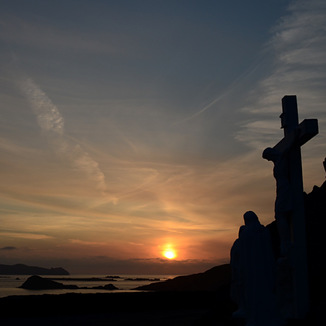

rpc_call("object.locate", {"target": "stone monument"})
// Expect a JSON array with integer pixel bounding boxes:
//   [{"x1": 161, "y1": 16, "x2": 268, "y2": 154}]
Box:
[
  {"x1": 231, "y1": 212, "x2": 279, "y2": 325},
  {"x1": 263, "y1": 95, "x2": 318, "y2": 319}
]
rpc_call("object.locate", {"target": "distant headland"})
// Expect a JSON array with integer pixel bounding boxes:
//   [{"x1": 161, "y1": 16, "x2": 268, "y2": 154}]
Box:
[{"x1": 0, "y1": 264, "x2": 69, "y2": 275}]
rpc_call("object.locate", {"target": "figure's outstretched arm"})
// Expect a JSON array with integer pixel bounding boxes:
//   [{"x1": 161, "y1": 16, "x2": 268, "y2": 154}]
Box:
[{"x1": 272, "y1": 127, "x2": 300, "y2": 156}]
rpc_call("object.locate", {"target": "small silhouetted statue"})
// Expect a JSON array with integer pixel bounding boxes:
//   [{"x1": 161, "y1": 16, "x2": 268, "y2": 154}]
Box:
[{"x1": 231, "y1": 211, "x2": 280, "y2": 326}]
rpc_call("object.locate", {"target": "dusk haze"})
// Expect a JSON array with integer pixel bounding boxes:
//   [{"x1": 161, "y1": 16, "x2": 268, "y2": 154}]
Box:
[{"x1": 1, "y1": 0, "x2": 326, "y2": 276}]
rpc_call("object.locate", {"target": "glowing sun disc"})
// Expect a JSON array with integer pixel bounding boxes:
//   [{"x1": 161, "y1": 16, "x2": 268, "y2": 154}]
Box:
[{"x1": 163, "y1": 250, "x2": 176, "y2": 259}]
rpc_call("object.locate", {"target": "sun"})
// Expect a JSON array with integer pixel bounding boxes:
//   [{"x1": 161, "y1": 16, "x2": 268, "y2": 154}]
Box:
[{"x1": 163, "y1": 249, "x2": 177, "y2": 260}]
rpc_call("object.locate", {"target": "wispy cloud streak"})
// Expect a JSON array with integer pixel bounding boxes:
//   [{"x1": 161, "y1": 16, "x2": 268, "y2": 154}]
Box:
[
  {"x1": 177, "y1": 57, "x2": 263, "y2": 124},
  {"x1": 237, "y1": 0, "x2": 326, "y2": 149},
  {"x1": 19, "y1": 77, "x2": 107, "y2": 193},
  {"x1": 20, "y1": 78, "x2": 64, "y2": 135},
  {"x1": 0, "y1": 231, "x2": 53, "y2": 240}
]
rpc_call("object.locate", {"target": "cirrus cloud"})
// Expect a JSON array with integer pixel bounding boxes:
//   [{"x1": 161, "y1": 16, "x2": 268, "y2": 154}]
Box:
[
  {"x1": 18, "y1": 76, "x2": 107, "y2": 194},
  {"x1": 238, "y1": 0, "x2": 326, "y2": 150}
]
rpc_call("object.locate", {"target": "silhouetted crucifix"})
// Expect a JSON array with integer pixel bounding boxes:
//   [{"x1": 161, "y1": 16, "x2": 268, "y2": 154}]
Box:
[{"x1": 263, "y1": 95, "x2": 318, "y2": 319}]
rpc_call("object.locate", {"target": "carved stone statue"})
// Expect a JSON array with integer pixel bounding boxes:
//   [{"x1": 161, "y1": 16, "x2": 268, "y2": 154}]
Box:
[
  {"x1": 231, "y1": 211, "x2": 280, "y2": 326},
  {"x1": 261, "y1": 96, "x2": 319, "y2": 319},
  {"x1": 263, "y1": 147, "x2": 292, "y2": 256}
]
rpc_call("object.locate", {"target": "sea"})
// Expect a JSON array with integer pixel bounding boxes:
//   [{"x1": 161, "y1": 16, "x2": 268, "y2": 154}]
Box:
[{"x1": 0, "y1": 274, "x2": 178, "y2": 298}]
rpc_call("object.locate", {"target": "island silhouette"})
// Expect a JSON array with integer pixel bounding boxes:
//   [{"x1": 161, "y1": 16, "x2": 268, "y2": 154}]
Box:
[{"x1": 0, "y1": 264, "x2": 69, "y2": 275}]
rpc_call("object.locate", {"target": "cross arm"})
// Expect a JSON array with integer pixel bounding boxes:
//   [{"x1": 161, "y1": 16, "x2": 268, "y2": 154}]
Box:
[
  {"x1": 274, "y1": 119, "x2": 318, "y2": 153},
  {"x1": 298, "y1": 119, "x2": 319, "y2": 146}
]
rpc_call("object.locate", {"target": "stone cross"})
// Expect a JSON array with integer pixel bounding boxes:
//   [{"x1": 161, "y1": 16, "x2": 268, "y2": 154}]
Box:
[{"x1": 263, "y1": 95, "x2": 318, "y2": 319}]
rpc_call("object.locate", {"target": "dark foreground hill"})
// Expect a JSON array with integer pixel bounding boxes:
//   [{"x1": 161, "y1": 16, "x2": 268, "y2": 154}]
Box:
[
  {"x1": 135, "y1": 264, "x2": 231, "y2": 292},
  {"x1": 0, "y1": 291, "x2": 236, "y2": 326},
  {"x1": 0, "y1": 264, "x2": 69, "y2": 275}
]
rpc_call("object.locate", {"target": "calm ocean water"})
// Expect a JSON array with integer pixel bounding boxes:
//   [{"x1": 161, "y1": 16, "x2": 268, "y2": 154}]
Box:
[{"x1": 0, "y1": 274, "x2": 178, "y2": 298}]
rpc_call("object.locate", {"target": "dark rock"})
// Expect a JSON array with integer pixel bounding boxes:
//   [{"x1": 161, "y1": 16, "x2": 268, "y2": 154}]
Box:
[
  {"x1": 134, "y1": 264, "x2": 231, "y2": 292},
  {"x1": 0, "y1": 264, "x2": 69, "y2": 275},
  {"x1": 91, "y1": 283, "x2": 118, "y2": 290},
  {"x1": 20, "y1": 275, "x2": 78, "y2": 290}
]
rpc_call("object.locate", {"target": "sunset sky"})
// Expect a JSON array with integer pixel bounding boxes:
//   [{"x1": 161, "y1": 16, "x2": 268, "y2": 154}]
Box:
[{"x1": 1, "y1": 0, "x2": 326, "y2": 274}]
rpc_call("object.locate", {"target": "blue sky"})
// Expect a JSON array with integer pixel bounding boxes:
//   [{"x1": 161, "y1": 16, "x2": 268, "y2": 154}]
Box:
[{"x1": 0, "y1": 0, "x2": 326, "y2": 274}]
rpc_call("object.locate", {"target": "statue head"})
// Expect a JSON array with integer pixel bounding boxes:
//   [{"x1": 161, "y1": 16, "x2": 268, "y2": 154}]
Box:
[
  {"x1": 262, "y1": 147, "x2": 280, "y2": 162},
  {"x1": 243, "y1": 211, "x2": 260, "y2": 227}
]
